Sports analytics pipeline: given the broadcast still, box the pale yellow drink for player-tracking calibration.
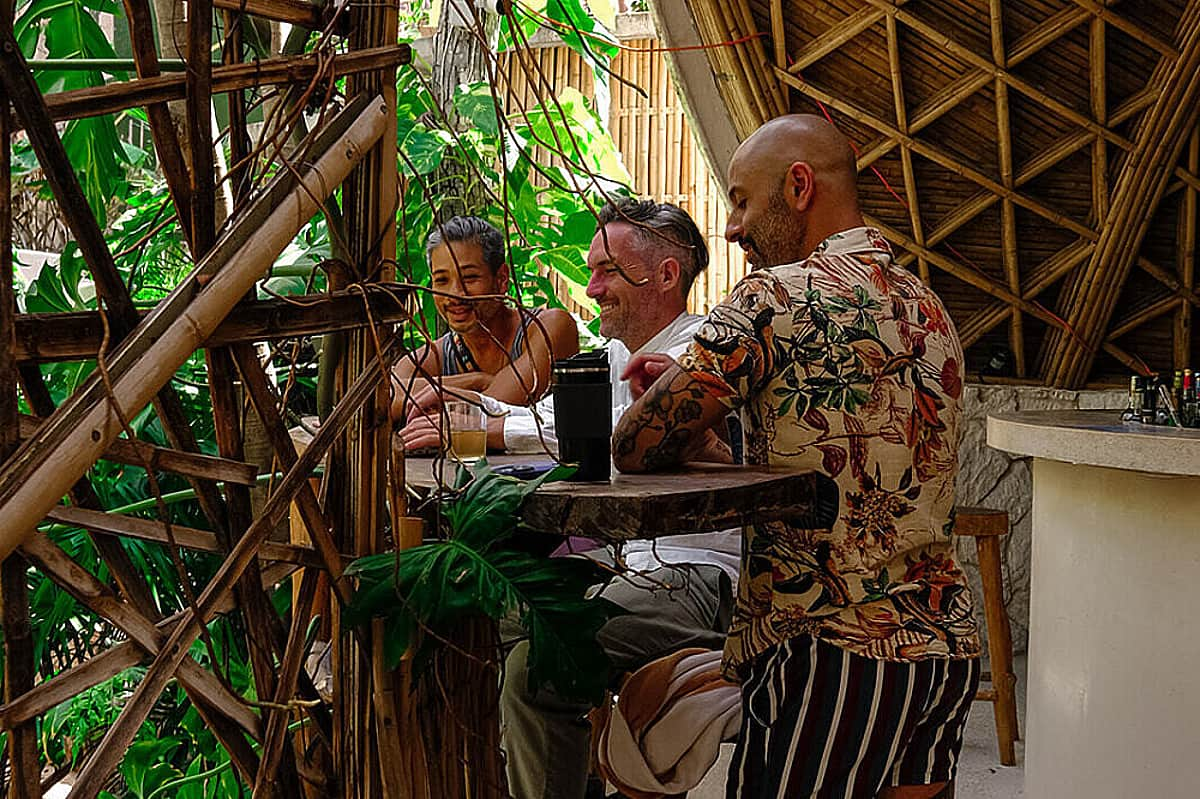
[449,429,486,462]
[444,400,486,463]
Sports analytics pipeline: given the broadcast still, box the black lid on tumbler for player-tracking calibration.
[553,350,609,384]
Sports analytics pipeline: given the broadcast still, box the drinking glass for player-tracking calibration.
[445,400,486,463]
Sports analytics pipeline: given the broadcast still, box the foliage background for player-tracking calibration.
[4,0,632,792]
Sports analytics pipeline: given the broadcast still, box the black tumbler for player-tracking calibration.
[552,350,612,482]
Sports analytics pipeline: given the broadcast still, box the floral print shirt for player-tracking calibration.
[679,227,981,672]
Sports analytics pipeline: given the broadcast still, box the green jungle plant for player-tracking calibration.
[345,461,623,704]
[7,0,631,790]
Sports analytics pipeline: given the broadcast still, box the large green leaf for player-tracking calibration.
[346,462,621,703]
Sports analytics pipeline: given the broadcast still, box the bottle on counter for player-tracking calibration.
[1140,375,1159,425]
[1122,375,1144,422]
[1184,369,1198,428]
[1174,370,1186,413]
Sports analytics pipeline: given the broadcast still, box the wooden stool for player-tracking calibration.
[954,507,1020,766]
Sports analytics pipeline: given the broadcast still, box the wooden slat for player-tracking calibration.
[44,505,328,568]
[0,561,296,730]
[19,415,258,485]
[211,0,322,28]
[63,335,399,799]
[21,46,409,129]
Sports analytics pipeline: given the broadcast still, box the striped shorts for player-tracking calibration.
[725,635,981,799]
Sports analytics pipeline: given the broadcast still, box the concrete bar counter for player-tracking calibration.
[987,411,1200,799]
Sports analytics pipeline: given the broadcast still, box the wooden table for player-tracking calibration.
[404,455,837,541]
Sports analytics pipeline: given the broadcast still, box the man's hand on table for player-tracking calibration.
[397,389,512,454]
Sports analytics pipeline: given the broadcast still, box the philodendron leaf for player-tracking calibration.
[346,463,618,703]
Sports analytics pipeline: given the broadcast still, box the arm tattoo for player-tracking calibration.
[613,366,711,471]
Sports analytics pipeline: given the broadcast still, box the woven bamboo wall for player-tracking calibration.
[501,38,746,316]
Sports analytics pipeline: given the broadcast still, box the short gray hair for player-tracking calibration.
[425,216,505,273]
[596,198,709,297]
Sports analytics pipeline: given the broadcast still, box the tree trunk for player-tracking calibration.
[428,5,500,220]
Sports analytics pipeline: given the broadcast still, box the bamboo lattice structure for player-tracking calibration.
[682,0,1200,387]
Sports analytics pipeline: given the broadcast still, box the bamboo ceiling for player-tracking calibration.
[685,0,1200,388]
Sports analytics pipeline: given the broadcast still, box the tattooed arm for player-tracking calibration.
[611,359,733,473]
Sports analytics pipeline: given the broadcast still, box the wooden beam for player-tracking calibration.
[43,505,328,567]
[19,45,409,129]
[789,7,885,73]
[212,0,322,28]
[1069,0,1180,58]
[0,561,296,730]
[1176,127,1198,369]
[19,416,258,485]
[18,532,264,741]
[1044,3,1200,387]
[1106,295,1181,341]
[120,0,194,246]
[776,68,1098,240]
[64,334,399,799]
[13,287,411,363]
[0,96,388,561]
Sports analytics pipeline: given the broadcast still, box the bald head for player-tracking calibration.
[725,114,864,267]
[732,114,858,193]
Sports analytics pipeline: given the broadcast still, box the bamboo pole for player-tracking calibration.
[1045,1,1200,386]
[789,7,885,73]
[0,96,388,562]
[1070,0,1179,57]
[1107,296,1182,341]
[885,14,930,287]
[1177,127,1198,368]
[774,67,1099,241]
[0,562,297,729]
[64,331,399,799]
[0,0,32,788]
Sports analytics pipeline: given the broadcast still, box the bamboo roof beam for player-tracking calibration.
[991,0,1025,375]
[1070,0,1180,58]
[867,216,1075,336]
[1107,295,1181,341]
[776,68,1098,240]
[789,7,887,74]
[1044,3,1200,387]
[885,13,929,285]
[922,240,1096,349]
[14,45,409,130]
[1176,127,1198,369]
[861,0,1136,154]
[1007,6,1090,65]
[856,5,1086,171]
[893,85,1161,276]
[0,561,296,730]
[1136,255,1200,309]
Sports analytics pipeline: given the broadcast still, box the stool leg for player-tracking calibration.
[976,535,1018,766]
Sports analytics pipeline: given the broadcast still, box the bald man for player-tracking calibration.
[614,115,982,799]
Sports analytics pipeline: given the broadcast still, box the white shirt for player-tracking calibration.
[486,312,741,583]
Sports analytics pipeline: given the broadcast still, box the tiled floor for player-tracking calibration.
[684,654,1028,799]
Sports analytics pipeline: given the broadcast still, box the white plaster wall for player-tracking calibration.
[956,383,1126,654]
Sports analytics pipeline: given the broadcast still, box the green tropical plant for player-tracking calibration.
[345,461,622,704]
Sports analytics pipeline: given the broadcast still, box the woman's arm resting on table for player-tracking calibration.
[612,361,732,473]
[484,308,579,406]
